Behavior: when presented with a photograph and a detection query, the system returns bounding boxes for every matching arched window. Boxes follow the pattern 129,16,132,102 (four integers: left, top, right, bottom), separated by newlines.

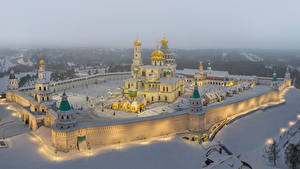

165,96,167,101
152,96,154,102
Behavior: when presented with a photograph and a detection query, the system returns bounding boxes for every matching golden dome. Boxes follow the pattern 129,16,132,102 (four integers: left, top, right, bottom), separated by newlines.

40,60,45,67
161,39,168,46
134,40,141,46
151,49,164,59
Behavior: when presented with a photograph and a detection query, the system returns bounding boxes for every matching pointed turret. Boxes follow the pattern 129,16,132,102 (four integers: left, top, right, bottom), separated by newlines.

285,67,291,79
207,60,212,73
271,72,279,89
7,70,18,90
199,61,203,71
189,82,202,112
55,92,76,129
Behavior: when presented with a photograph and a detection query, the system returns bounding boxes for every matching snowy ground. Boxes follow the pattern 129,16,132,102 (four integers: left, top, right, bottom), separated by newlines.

0,101,29,138
213,87,300,169
0,87,299,168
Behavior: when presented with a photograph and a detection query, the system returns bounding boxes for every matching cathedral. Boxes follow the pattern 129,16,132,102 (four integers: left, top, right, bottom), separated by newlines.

113,37,185,113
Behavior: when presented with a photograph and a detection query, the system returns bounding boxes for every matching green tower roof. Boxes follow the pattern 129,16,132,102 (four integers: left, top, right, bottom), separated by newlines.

286,67,289,73
192,82,200,98
272,73,277,82
59,92,71,111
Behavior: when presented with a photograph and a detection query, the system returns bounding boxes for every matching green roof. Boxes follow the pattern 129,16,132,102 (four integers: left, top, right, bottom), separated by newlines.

192,89,200,98
59,92,71,111
272,73,277,82
286,68,289,73
192,82,200,98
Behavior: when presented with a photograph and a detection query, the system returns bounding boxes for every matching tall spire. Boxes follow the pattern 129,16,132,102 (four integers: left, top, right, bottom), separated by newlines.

156,40,159,50
199,61,203,71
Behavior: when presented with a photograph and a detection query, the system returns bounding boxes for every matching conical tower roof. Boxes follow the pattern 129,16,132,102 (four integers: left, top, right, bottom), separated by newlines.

59,92,71,111
192,82,200,98
272,72,277,82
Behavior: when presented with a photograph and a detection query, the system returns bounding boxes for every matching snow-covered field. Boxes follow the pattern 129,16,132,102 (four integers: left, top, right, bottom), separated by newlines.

213,87,300,169
241,52,264,62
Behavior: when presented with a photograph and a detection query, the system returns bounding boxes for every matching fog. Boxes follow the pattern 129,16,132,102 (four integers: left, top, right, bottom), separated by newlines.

0,0,299,49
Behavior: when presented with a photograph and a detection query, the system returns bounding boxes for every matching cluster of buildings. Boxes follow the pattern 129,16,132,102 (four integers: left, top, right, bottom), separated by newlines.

111,37,185,113
3,37,292,153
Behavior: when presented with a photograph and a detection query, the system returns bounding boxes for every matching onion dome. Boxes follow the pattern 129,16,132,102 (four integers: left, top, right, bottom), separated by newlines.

9,70,16,79
128,87,137,97
40,60,45,67
161,39,168,46
272,72,277,82
99,64,103,69
134,40,141,46
152,40,164,59
161,34,168,46
151,49,164,59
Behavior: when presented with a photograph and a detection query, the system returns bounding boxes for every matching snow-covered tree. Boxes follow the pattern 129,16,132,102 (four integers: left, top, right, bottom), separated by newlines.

263,139,280,166
285,143,300,169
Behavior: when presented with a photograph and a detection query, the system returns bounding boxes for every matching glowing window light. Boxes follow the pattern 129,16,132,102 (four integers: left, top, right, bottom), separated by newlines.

297,115,300,119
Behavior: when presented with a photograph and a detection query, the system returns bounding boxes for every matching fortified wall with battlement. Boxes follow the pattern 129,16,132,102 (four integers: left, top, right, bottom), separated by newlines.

51,79,291,152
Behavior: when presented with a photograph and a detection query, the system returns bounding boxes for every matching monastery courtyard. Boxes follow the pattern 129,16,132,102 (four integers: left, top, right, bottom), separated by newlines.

51,78,271,123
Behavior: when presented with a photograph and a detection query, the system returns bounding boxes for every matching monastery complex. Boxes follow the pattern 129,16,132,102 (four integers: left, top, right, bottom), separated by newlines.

4,36,292,152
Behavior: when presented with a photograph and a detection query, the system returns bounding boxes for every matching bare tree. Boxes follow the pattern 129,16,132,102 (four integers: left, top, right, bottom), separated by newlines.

263,139,280,166
285,143,300,169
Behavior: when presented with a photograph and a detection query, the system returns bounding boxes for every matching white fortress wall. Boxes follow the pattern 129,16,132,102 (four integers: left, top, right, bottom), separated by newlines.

19,72,130,96
52,79,291,152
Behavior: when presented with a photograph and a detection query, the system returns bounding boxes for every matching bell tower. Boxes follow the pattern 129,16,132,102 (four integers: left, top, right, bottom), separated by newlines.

34,58,52,104
131,37,142,77
7,70,18,90
189,82,203,112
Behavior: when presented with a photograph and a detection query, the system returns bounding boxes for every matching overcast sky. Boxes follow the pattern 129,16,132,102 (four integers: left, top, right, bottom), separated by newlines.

0,0,299,49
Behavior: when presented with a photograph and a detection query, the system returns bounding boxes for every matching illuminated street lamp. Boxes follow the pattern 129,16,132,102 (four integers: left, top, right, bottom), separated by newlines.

280,128,287,134
288,121,295,127
266,138,274,145
100,96,105,112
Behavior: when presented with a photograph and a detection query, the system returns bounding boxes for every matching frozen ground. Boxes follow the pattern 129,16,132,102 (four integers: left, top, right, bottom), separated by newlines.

0,87,298,168
213,87,300,169
0,101,29,138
